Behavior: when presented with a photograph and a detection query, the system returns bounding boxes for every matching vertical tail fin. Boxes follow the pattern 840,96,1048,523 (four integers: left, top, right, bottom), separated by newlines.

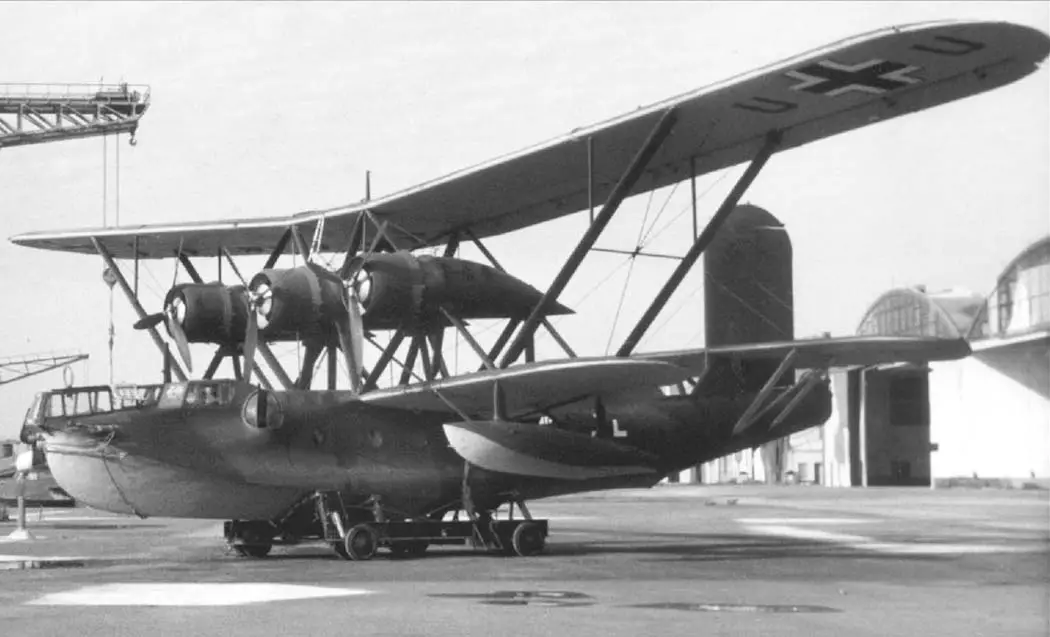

696,204,794,395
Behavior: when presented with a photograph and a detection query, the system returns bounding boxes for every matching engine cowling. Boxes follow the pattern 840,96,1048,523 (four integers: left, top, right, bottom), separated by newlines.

163,283,249,345
248,266,345,341
348,252,571,331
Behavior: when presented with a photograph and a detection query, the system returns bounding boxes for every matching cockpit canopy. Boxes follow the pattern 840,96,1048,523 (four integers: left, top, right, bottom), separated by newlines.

157,380,237,409
21,380,241,443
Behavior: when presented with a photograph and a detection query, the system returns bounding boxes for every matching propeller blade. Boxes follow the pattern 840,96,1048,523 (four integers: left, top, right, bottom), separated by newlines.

166,314,193,373
243,308,258,386
349,295,365,373
334,318,363,393
133,313,165,330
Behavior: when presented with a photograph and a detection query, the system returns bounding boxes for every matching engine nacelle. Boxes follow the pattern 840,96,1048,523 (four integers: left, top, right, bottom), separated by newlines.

164,283,249,345
249,266,345,341
349,252,571,331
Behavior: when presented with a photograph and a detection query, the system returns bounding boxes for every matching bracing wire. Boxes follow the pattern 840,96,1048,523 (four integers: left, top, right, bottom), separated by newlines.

604,257,637,355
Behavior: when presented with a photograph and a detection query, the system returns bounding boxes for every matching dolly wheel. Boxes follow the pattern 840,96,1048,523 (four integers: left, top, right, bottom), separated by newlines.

344,523,379,561
332,541,350,560
511,521,545,557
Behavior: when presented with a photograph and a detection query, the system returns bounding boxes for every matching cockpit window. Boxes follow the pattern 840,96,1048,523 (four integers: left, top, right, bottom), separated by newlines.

158,384,188,409
112,384,162,409
184,381,234,408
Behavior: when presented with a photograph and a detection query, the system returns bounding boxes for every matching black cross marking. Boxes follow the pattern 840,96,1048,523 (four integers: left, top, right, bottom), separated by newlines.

788,60,921,96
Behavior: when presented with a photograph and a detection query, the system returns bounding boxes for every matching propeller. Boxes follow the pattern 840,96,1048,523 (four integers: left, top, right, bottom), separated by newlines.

222,250,270,386
132,241,193,372
307,260,365,393
240,281,273,385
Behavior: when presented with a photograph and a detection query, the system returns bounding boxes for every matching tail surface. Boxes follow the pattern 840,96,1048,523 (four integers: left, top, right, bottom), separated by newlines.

697,204,794,395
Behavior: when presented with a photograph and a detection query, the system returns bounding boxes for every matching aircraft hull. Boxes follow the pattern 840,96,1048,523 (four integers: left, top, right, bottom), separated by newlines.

40,380,833,521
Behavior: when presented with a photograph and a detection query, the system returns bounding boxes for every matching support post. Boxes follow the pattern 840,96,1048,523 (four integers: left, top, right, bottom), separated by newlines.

859,368,868,488
440,308,494,370
500,108,679,368
616,131,781,357
177,253,203,284
93,238,187,381
464,230,576,359
481,319,519,372
264,230,292,270
541,318,576,358
428,330,449,379
418,336,433,380
6,474,33,541
587,136,594,225
202,350,224,380
133,236,139,297
327,343,337,390
365,331,406,389
257,341,294,389
690,156,698,240
290,225,311,259
399,337,421,385
769,371,823,430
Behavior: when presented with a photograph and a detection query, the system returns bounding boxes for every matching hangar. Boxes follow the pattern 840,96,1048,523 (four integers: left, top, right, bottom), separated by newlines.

692,235,1050,489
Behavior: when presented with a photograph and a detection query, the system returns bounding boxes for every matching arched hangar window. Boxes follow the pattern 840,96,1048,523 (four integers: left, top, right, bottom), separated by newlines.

969,236,1050,339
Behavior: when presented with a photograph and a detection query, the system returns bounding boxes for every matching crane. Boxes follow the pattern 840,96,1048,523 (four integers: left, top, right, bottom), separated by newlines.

0,82,149,150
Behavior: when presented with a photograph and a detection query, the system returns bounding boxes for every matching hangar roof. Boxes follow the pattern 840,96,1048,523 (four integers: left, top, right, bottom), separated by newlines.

968,236,1050,340
857,287,984,339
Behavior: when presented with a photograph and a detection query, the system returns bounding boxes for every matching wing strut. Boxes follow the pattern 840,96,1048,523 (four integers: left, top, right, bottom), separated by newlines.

93,238,187,382
768,370,824,431
616,130,782,356
365,331,406,389
465,229,577,360
731,347,797,435
499,108,680,368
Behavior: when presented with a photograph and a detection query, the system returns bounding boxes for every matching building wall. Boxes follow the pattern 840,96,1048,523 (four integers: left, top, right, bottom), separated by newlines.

929,351,1050,483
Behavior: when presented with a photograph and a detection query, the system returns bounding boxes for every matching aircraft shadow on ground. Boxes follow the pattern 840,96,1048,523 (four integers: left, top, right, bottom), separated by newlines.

543,530,949,563
247,531,953,564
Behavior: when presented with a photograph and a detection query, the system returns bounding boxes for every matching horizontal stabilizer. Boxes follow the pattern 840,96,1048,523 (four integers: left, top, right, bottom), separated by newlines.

361,357,690,416
444,420,657,481
643,335,971,372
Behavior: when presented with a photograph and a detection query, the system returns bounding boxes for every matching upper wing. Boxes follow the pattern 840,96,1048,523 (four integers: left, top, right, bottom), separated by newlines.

640,335,972,372
11,20,1048,259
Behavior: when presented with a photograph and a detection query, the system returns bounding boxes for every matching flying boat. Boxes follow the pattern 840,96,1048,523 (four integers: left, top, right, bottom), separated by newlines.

9,20,1048,560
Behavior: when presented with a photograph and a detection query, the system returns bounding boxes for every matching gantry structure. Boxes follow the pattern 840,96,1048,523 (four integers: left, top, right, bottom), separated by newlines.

0,82,149,150
0,352,89,387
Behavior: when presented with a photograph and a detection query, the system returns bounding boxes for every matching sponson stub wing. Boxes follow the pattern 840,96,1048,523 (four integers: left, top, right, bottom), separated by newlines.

359,357,691,417
11,21,1049,258
641,335,972,373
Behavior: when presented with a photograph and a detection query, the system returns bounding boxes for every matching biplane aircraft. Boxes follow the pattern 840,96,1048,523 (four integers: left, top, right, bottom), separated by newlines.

8,20,1048,560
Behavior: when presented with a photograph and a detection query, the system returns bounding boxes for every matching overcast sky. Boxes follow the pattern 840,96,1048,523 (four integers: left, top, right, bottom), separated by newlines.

0,2,1047,437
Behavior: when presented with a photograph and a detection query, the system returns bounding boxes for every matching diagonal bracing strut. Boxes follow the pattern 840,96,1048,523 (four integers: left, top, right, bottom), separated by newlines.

94,238,188,382
498,108,680,368
731,348,797,436
616,130,782,356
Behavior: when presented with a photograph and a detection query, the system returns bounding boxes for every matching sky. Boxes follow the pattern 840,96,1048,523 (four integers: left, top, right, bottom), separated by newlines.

0,2,1047,437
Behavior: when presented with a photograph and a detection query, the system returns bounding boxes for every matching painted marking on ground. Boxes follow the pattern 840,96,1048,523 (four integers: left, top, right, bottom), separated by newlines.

0,535,49,543
28,583,371,606
744,524,1033,555
0,554,86,561
736,517,872,525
